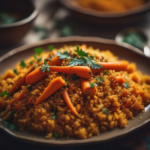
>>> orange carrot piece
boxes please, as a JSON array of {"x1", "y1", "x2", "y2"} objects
[
  {"x1": 26, "y1": 56, "x2": 62, "y2": 85},
  {"x1": 35, "y1": 77, "x2": 65, "y2": 105},
  {"x1": 9, "y1": 66, "x2": 34, "y2": 95},
  {"x1": 80, "y1": 78, "x2": 97, "y2": 97},
  {"x1": 50, "y1": 66, "x2": 91, "y2": 79},
  {"x1": 10, "y1": 92, "x2": 24, "y2": 105},
  {"x1": 91, "y1": 61, "x2": 129, "y2": 74},
  {"x1": 114, "y1": 76, "x2": 125, "y2": 85},
  {"x1": 15, "y1": 102, "x2": 21, "y2": 110},
  {"x1": 62, "y1": 90, "x2": 79, "y2": 116}
]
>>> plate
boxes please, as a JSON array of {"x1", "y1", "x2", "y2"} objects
[
  {"x1": 59, "y1": 0, "x2": 150, "y2": 25},
  {"x1": 0, "y1": 36, "x2": 150, "y2": 146}
]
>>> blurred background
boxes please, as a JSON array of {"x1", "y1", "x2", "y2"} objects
[{"x1": 0, "y1": 0, "x2": 150, "y2": 149}]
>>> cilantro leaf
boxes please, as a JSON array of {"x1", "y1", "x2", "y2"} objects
[
  {"x1": 13, "y1": 69, "x2": 18, "y2": 75},
  {"x1": 103, "y1": 69, "x2": 109, "y2": 75},
  {"x1": 48, "y1": 45, "x2": 54, "y2": 51},
  {"x1": 123, "y1": 81, "x2": 130, "y2": 89},
  {"x1": 84, "y1": 57, "x2": 103, "y2": 69},
  {"x1": 20, "y1": 61, "x2": 26, "y2": 68},
  {"x1": 99, "y1": 77, "x2": 104, "y2": 84},
  {"x1": 29, "y1": 61, "x2": 33, "y2": 65},
  {"x1": 71, "y1": 99, "x2": 74, "y2": 102},
  {"x1": 69, "y1": 57, "x2": 85, "y2": 66},
  {"x1": 54, "y1": 133, "x2": 60, "y2": 138},
  {"x1": 57, "y1": 51, "x2": 71, "y2": 59},
  {"x1": 90, "y1": 83, "x2": 97, "y2": 88},
  {"x1": 3, "y1": 121, "x2": 19, "y2": 131},
  {"x1": 75, "y1": 46, "x2": 88, "y2": 56},
  {"x1": 0, "y1": 90, "x2": 10, "y2": 98},
  {"x1": 47, "y1": 55, "x2": 54, "y2": 61},
  {"x1": 102, "y1": 108, "x2": 109, "y2": 115},
  {"x1": 37, "y1": 57, "x2": 42, "y2": 62},
  {"x1": 34, "y1": 47, "x2": 43, "y2": 55},
  {"x1": 40, "y1": 60, "x2": 50, "y2": 73},
  {"x1": 64, "y1": 79, "x2": 69, "y2": 86}
]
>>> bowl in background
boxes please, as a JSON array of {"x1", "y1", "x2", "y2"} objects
[{"x1": 0, "y1": 0, "x2": 38, "y2": 46}]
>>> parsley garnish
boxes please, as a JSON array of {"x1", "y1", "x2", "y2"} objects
[
  {"x1": 75, "y1": 46, "x2": 88, "y2": 56},
  {"x1": 29, "y1": 60, "x2": 33, "y2": 64},
  {"x1": 20, "y1": 61, "x2": 26, "y2": 68},
  {"x1": 13, "y1": 69, "x2": 18, "y2": 75},
  {"x1": 40, "y1": 60, "x2": 50, "y2": 73},
  {"x1": 34, "y1": 47, "x2": 43, "y2": 55},
  {"x1": 102, "y1": 108, "x2": 109, "y2": 115},
  {"x1": 123, "y1": 81, "x2": 130, "y2": 89},
  {"x1": 47, "y1": 55, "x2": 54, "y2": 61},
  {"x1": 90, "y1": 83, "x2": 97, "y2": 88},
  {"x1": 103, "y1": 69, "x2": 109, "y2": 75},
  {"x1": 71, "y1": 99, "x2": 74, "y2": 102},
  {"x1": 143, "y1": 88, "x2": 145, "y2": 90},
  {"x1": 48, "y1": 45, "x2": 54, "y2": 51},
  {"x1": 54, "y1": 133, "x2": 60, "y2": 138},
  {"x1": 57, "y1": 51, "x2": 71, "y2": 59},
  {"x1": 0, "y1": 90, "x2": 10, "y2": 98},
  {"x1": 32, "y1": 55, "x2": 42, "y2": 62},
  {"x1": 64, "y1": 79, "x2": 69, "y2": 86},
  {"x1": 27, "y1": 86, "x2": 32, "y2": 91},
  {"x1": 69, "y1": 47, "x2": 103, "y2": 69},
  {"x1": 3, "y1": 121, "x2": 19, "y2": 131},
  {"x1": 72, "y1": 73, "x2": 79, "y2": 80},
  {"x1": 96, "y1": 77, "x2": 104, "y2": 84}
]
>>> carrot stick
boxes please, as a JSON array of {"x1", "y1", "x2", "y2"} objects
[
  {"x1": 9, "y1": 66, "x2": 34, "y2": 95},
  {"x1": 80, "y1": 78, "x2": 97, "y2": 97},
  {"x1": 35, "y1": 77, "x2": 65, "y2": 105},
  {"x1": 62, "y1": 90, "x2": 79, "y2": 116},
  {"x1": 26, "y1": 56, "x2": 62, "y2": 85},
  {"x1": 114, "y1": 76, "x2": 125, "y2": 85},
  {"x1": 10, "y1": 92, "x2": 24, "y2": 105},
  {"x1": 50, "y1": 66, "x2": 91, "y2": 79},
  {"x1": 91, "y1": 61, "x2": 129, "y2": 74},
  {"x1": 80, "y1": 44, "x2": 87, "y2": 51}
]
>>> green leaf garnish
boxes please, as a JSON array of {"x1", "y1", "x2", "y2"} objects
[
  {"x1": 54, "y1": 133, "x2": 60, "y2": 138},
  {"x1": 13, "y1": 69, "x2": 18, "y2": 75},
  {"x1": 143, "y1": 88, "x2": 145, "y2": 90},
  {"x1": 75, "y1": 46, "x2": 88, "y2": 57},
  {"x1": 69, "y1": 57, "x2": 85, "y2": 66},
  {"x1": 71, "y1": 99, "x2": 74, "y2": 102},
  {"x1": 48, "y1": 45, "x2": 54, "y2": 51},
  {"x1": 123, "y1": 81, "x2": 130, "y2": 89},
  {"x1": 103, "y1": 69, "x2": 109, "y2": 75},
  {"x1": 0, "y1": 90, "x2": 10, "y2": 98},
  {"x1": 3, "y1": 121, "x2": 19, "y2": 131},
  {"x1": 97, "y1": 77, "x2": 104, "y2": 84},
  {"x1": 20, "y1": 60, "x2": 26, "y2": 68},
  {"x1": 33, "y1": 55, "x2": 42, "y2": 62},
  {"x1": 34, "y1": 47, "x2": 43, "y2": 55},
  {"x1": 52, "y1": 115, "x2": 56, "y2": 120},
  {"x1": 64, "y1": 79, "x2": 69, "y2": 86},
  {"x1": 57, "y1": 51, "x2": 71, "y2": 59},
  {"x1": 40, "y1": 60, "x2": 50, "y2": 73},
  {"x1": 47, "y1": 55, "x2": 54, "y2": 61},
  {"x1": 102, "y1": 108, "x2": 109, "y2": 115},
  {"x1": 27, "y1": 86, "x2": 32, "y2": 91},
  {"x1": 90, "y1": 83, "x2": 97, "y2": 88},
  {"x1": 29, "y1": 61, "x2": 33, "y2": 65}
]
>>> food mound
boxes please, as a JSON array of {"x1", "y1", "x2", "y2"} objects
[
  {"x1": 77, "y1": 0, "x2": 146, "y2": 12},
  {"x1": 0, "y1": 45, "x2": 150, "y2": 139}
]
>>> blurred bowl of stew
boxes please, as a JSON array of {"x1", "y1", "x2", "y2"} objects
[
  {"x1": 0, "y1": 0, "x2": 38, "y2": 46},
  {"x1": 59, "y1": 0, "x2": 150, "y2": 25}
]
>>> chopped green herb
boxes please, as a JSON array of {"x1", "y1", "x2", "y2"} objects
[
  {"x1": 29, "y1": 61, "x2": 33, "y2": 65},
  {"x1": 72, "y1": 73, "x2": 79, "y2": 80},
  {"x1": 143, "y1": 88, "x2": 145, "y2": 90},
  {"x1": 40, "y1": 60, "x2": 50, "y2": 73},
  {"x1": 47, "y1": 55, "x2": 54, "y2": 61},
  {"x1": 90, "y1": 83, "x2": 97, "y2": 88},
  {"x1": 3, "y1": 121, "x2": 19, "y2": 131},
  {"x1": 69, "y1": 57, "x2": 85, "y2": 66},
  {"x1": 34, "y1": 47, "x2": 43, "y2": 55},
  {"x1": 27, "y1": 86, "x2": 32, "y2": 91},
  {"x1": 33, "y1": 55, "x2": 37, "y2": 59},
  {"x1": 37, "y1": 57, "x2": 42, "y2": 62},
  {"x1": 64, "y1": 79, "x2": 69, "y2": 86},
  {"x1": 52, "y1": 115, "x2": 56, "y2": 120},
  {"x1": 57, "y1": 51, "x2": 71, "y2": 59},
  {"x1": 102, "y1": 108, "x2": 109, "y2": 115},
  {"x1": 123, "y1": 81, "x2": 130, "y2": 89},
  {"x1": 71, "y1": 99, "x2": 74, "y2": 102},
  {"x1": 8, "y1": 111, "x2": 15, "y2": 122},
  {"x1": 99, "y1": 77, "x2": 104, "y2": 84},
  {"x1": 48, "y1": 45, "x2": 54, "y2": 51},
  {"x1": 75, "y1": 46, "x2": 88, "y2": 57},
  {"x1": 106, "y1": 93, "x2": 109, "y2": 96},
  {"x1": 20, "y1": 60, "x2": 26, "y2": 68},
  {"x1": 96, "y1": 78, "x2": 99, "y2": 81},
  {"x1": 54, "y1": 133, "x2": 60, "y2": 138},
  {"x1": 0, "y1": 90, "x2": 10, "y2": 98},
  {"x1": 13, "y1": 69, "x2": 18, "y2": 75},
  {"x1": 103, "y1": 69, "x2": 109, "y2": 75}
]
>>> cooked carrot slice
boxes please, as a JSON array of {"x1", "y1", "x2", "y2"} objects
[
  {"x1": 91, "y1": 61, "x2": 129, "y2": 74},
  {"x1": 9, "y1": 66, "x2": 34, "y2": 95},
  {"x1": 35, "y1": 77, "x2": 65, "y2": 105},
  {"x1": 62, "y1": 90, "x2": 79, "y2": 116},
  {"x1": 80, "y1": 78, "x2": 97, "y2": 97},
  {"x1": 114, "y1": 76, "x2": 125, "y2": 85}
]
